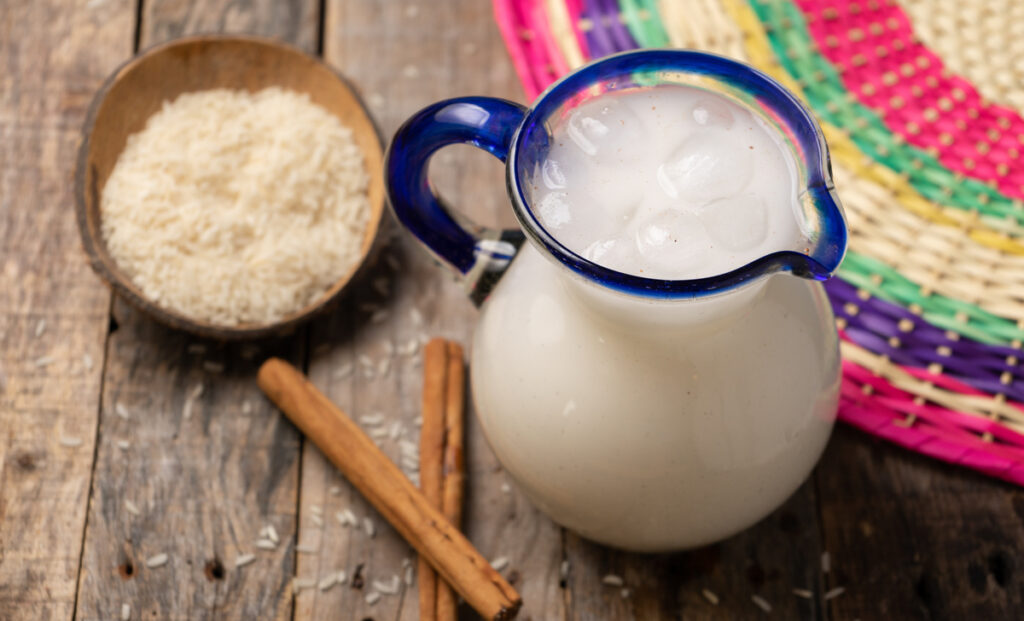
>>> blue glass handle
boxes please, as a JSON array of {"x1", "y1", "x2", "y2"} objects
[{"x1": 386, "y1": 97, "x2": 528, "y2": 303}]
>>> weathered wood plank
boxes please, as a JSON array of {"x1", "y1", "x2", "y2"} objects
[
  {"x1": 141, "y1": 0, "x2": 320, "y2": 54},
  {"x1": 295, "y1": 2, "x2": 564, "y2": 619},
  {"x1": 73, "y1": 2, "x2": 317, "y2": 620},
  {"x1": 564, "y1": 481, "x2": 824, "y2": 620},
  {"x1": 816, "y1": 426, "x2": 1024, "y2": 620},
  {"x1": 0, "y1": 2, "x2": 132, "y2": 619}
]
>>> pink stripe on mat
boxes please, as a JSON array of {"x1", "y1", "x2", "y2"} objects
[
  {"x1": 795, "y1": 0, "x2": 1024, "y2": 199},
  {"x1": 840, "y1": 359, "x2": 1024, "y2": 486},
  {"x1": 493, "y1": 0, "x2": 550, "y2": 100}
]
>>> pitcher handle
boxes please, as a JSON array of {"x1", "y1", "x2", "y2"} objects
[{"x1": 386, "y1": 97, "x2": 528, "y2": 306}]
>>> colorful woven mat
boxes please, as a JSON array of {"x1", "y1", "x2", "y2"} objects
[{"x1": 492, "y1": 0, "x2": 1024, "y2": 485}]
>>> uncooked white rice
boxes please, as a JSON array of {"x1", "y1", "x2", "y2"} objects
[
  {"x1": 372, "y1": 576, "x2": 401, "y2": 595},
  {"x1": 329, "y1": 485, "x2": 342, "y2": 496},
  {"x1": 59, "y1": 436, "x2": 82, "y2": 448},
  {"x1": 560, "y1": 560, "x2": 570, "y2": 580},
  {"x1": 821, "y1": 551, "x2": 831, "y2": 573},
  {"x1": 491, "y1": 556, "x2": 510, "y2": 571},
  {"x1": 265, "y1": 524, "x2": 279, "y2": 544},
  {"x1": 115, "y1": 403, "x2": 130, "y2": 420},
  {"x1": 235, "y1": 553, "x2": 256, "y2": 568},
  {"x1": 620, "y1": 588, "x2": 631, "y2": 599},
  {"x1": 100, "y1": 87, "x2": 370, "y2": 326},
  {"x1": 363, "y1": 517, "x2": 376, "y2": 538},
  {"x1": 318, "y1": 574, "x2": 339, "y2": 591},
  {"x1": 702, "y1": 589, "x2": 719, "y2": 605},
  {"x1": 34, "y1": 319, "x2": 46, "y2": 337},
  {"x1": 360, "y1": 413, "x2": 385, "y2": 425},
  {"x1": 824, "y1": 586, "x2": 846, "y2": 601},
  {"x1": 116, "y1": 439, "x2": 131, "y2": 450},
  {"x1": 255, "y1": 539, "x2": 276, "y2": 550},
  {"x1": 124, "y1": 500, "x2": 141, "y2": 516},
  {"x1": 120, "y1": 603, "x2": 130, "y2": 620},
  {"x1": 365, "y1": 591, "x2": 381, "y2": 606},
  {"x1": 310, "y1": 514, "x2": 323, "y2": 527},
  {"x1": 82, "y1": 353, "x2": 94, "y2": 371},
  {"x1": 751, "y1": 595, "x2": 772, "y2": 613},
  {"x1": 202, "y1": 361, "x2": 224, "y2": 374},
  {"x1": 601, "y1": 574, "x2": 623, "y2": 587},
  {"x1": 145, "y1": 553, "x2": 168, "y2": 568},
  {"x1": 792, "y1": 588, "x2": 813, "y2": 599},
  {"x1": 34, "y1": 356, "x2": 54, "y2": 368}
]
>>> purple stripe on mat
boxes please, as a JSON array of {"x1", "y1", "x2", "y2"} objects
[
  {"x1": 579, "y1": 0, "x2": 618, "y2": 58},
  {"x1": 594, "y1": 0, "x2": 638, "y2": 52},
  {"x1": 826, "y1": 278, "x2": 1024, "y2": 402}
]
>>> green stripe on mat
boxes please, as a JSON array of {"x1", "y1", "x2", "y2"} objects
[{"x1": 748, "y1": 0, "x2": 1024, "y2": 226}]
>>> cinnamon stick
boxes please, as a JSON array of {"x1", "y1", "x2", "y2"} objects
[
  {"x1": 437, "y1": 340, "x2": 466, "y2": 621},
  {"x1": 418, "y1": 340, "x2": 448, "y2": 621},
  {"x1": 257, "y1": 358, "x2": 521, "y2": 621}
]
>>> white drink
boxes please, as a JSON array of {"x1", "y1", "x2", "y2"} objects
[
  {"x1": 531, "y1": 85, "x2": 801, "y2": 280},
  {"x1": 467, "y1": 83, "x2": 839, "y2": 551}
]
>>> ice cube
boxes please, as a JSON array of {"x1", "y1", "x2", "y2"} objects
[
  {"x1": 656, "y1": 129, "x2": 754, "y2": 204},
  {"x1": 584, "y1": 165, "x2": 644, "y2": 226},
  {"x1": 691, "y1": 97, "x2": 735, "y2": 129},
  {"x1": 536, "y1": 191, "x2": 573, "y2": 230},
  {"x1": 565, "y1": 98, "x2": 646, "y2": 164},
  {"x1": 633, "y1": 209, "x2": 709, "y2": 278},
  {"x1": 541, "y1": 158, "x2": 567, "y2": 190},
  {"x1": 699, "y1": 193, "x2": 769, "y2": 252}
]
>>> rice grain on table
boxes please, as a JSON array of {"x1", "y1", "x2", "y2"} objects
[
  {"x1": 100, "y1": 87, "x2": 370, "y2": 326},
  {"x1": 702, "y1": 588, "x2": 720, "y2": 605},
  {"x1": 363, "y1": 517, "x2": 376, "y2": 538},
  {"x1": 490, "y1": 556, "x2": 510, "y2": 572},
  {"x1": 235, "y1": 553, "x2": 256, "y2": 568},
  {"x1": 601, "y1": 574, "x2": 623, "y2": 587},
  {"x1": 751, "y1": 594, "x2": 772, "y2": 613},
  {"x1": 824, "y1": 586, "x2": 846, "y2": 601},
  {"x1": 365, "y1": 591, "x2": 381, "y2": 606},
  {"x1": 255, "y1": 539, "x2": 276, "y2": 550},
  {"x1": 116, "y1": 440, "x2": 130, "y2": 450},
  {"x1": 59, "y1": 436, "x2": 82, "y2": 448},
  {"x1": 120, "y1": 603, "x2": 130, "y2": 620},
  {"x1": 372, "y1": 576, "x2": 401, "y2": 595},
  {"x1": 792, "y1": 588, "x2": 813, "y2": 599},
  {"x1": 124, "y1": 500, "x2": 141, "y2": 516},
  {"x1": 145, "y1": 553, "x2": 168, "y2": 568},
  {"x1": 292, "y1": 577, "x2": 316, "y2": 592}
]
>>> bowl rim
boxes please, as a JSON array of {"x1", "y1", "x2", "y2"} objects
[{"x1": 74, "y1": 34, "x2": 385, "y2": 340}]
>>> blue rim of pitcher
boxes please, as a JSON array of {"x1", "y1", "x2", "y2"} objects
[{"x1": 506, "y1": 49, "x2": 847, "y2": 298}]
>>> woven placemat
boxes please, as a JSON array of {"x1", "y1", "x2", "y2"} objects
[
  {"x1": 492, "y1": 0, "x2": 1024, "y2": 485},
  {"x1": 796, "y1": 0, "x2": 1024, "y2": 200},
  {"x1": 897, "y1": 0, "x2": 1024, "y2": 113}
]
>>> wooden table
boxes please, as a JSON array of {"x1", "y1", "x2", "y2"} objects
[{"x1": 2, "y1": 1, "x2": 1022, "y2": 619}]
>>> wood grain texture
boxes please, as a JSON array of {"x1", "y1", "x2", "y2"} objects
[
  {"x1": 296, "y1": 1, "x2": 565, "y2": 619},
  {"x1": 0, "y1": 1, "x2": 132, "y2": 619},
  {"x1": 563, "y1": 482, "x2": 824, "y2": 620},
  {"x1": 816, "y1": 427, "x2": 1024, "y2": 620},
  {"x1": 73, "y1": 2, "x2": 316, "y2": 620},
  {"x1": 141, "y1": 0, "x2": 320, "y2": 55}
]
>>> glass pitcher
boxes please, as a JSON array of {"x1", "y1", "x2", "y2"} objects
[{"x1": 386, "y1": 50, "x2": 846, "y2": 552}]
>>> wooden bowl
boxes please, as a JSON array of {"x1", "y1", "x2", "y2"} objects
[{"x1": 74, "y1": 35, "x2": 385, "y2": 340}]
